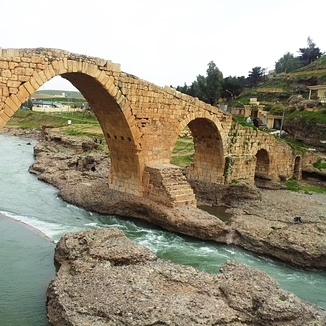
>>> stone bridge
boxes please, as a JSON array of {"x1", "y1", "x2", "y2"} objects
[{"x1": 0, "y1": 48, "x2": 302, "y2": 207}]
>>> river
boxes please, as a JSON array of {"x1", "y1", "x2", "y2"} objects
[{"x1": 0, "y1": 134, "x2": 325, "y2": 325}]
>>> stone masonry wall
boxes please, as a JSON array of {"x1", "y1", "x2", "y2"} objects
[{"x1": 225, "y1": 122, "x2": 295, "y2": 182}]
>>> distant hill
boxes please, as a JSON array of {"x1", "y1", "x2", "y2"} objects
[{"x1": 34, "y1": 89, "x2": 85, "y2": 99}]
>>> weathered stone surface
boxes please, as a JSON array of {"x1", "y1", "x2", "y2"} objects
[
  {"x1": 188, "y1": 179, "x2": 262, "y2": 206},
  {"x1": 226, "y1": 189, "x2": 326, "y2": 269},
  {"x1": 47, "y1": 228, "x2": 326, "y2": 326}
]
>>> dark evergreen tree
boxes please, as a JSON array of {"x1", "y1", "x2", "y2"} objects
[
  {"x1": 221, "y1": 76, "x2": 246, "y2": 99},
  {"x1": 175, "y1": 61, "x2": 223, "y2": 106},
  {"x1": 298, "y1": 37, "x2": 323, "y2": 66},
  {"x1": 247, "y1": 66, "x2": 266, "y2": 87}
]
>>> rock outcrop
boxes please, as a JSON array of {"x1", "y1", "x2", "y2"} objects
[{"x1": 47, "y1": 228, "x2": 325, "y2": 325}]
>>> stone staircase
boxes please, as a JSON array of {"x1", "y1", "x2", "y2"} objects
[{"x1": 144, "y1": 163, "x2": 197, "y2": 207}]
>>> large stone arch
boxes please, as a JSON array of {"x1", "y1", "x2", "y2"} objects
[
  {"x1": 61, "y1": 71, "x2": 143, "y2": 195},
  {"x1": 0, "y1": 48, "x2": 299, "y2": 206},
  {"x1": 0, "y1": 55, "x2": 144, "y2": 196}
]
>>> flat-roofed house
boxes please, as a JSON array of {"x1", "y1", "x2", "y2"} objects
[{"x1": 307, "y1": 85, "x2": 326, "y2": 103}]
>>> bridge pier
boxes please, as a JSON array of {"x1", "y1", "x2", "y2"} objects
[{"x1": 143, "y1": 164, "x2": 197, "y2": 207}]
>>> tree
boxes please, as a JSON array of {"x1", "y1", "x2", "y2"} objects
[
  {"x1": 175, "y1": 61, "x2": 223, "y2": 106},
  {"x1": 204, "y1": 61, "x2": 223, "y2": 105},
  {"x1": 175, "y1": 83, "x2": 189, "y2": 94},
  {"x1": 275, "y1": 52, "x2": 302, "y2": 74},
  {"x1": 298, "y1": 37, "x2": 323, "y2": 66},
  {"x1": 191, "y1": 74, "x2": 207, "y2": 103},
  {"x1": 247, "y1": 66, "x2": 266, "y2": 87},
  {"x1": 221, "y1": 76, "x2": 246, "y2": 99}
]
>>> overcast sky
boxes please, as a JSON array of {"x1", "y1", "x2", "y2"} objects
[{"x1": 2, "y1": 0, "x2": 325, "y2": 91}]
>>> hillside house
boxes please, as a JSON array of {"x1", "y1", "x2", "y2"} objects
[{"x1": 307, "y1": 85, "x2": 326, "y2": 103}]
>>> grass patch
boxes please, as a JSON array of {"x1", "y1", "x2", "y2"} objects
[
  {"x1": 285, "y1": 179, "x2": 326, "y2": 194},
  {"x1": 7, "y1": 110, "x2": 103, "y2": 138},
  {"x1": 313, "y1": 159, "x2": 326, "y2": 170},
  {"x1": 286, "y1": 109, "x2": 326, "y2": 124},
  {"x1": 7, "y1": 110, "x2": 99, "y2": 129},
  {"x1": 282, "y1": 136, "x2": 309, "y2": 153},
  {"x1": 170, "y1": 155, "x2": 193, "y2": 167},
  {"x1": 232, "y1": 116, "x2": 247, "y2": 125},
  {"x1": 171, "y1": 135, "x2": 194, "y2": 167}
]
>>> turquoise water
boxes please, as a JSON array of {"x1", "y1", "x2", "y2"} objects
[
  {"x1": 0, "y1": 134, "x2": 325, "y2": 325},
  {"x1": 0, "y1": 217, "x2": 54, "y2": 326}
]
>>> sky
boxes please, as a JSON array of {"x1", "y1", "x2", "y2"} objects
[{"x1": 2, "y1": 0, "x2": 326, "y2": 91}]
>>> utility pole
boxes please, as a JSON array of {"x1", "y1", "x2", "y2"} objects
[{"x1": 277, "y1": 101, "x2": 286, "y2": 138}]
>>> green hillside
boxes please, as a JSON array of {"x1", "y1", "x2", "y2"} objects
[
  {"x1": 238, "y1": 55, "x2": 326, "y2": 105},
  {"x1": 231, "y1": 56, "x2": 326, "y2": 148}
]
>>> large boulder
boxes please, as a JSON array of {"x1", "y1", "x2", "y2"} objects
[{"x1": 47, "y1": 228, "x2": 325, "y2": 326}]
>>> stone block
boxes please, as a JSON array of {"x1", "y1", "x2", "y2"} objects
[
  {"x1": 17, "y1": 87, "x2": 30, "y2": 103},
  {"x1": 112, "y1": 63, "x2": 121, "y2": 72},
  {"x1": 32, "y1": 72, "x2": 44, "y2": 86},
  {"x1": 21, "y1": 81, "x2": 35, "y2": 95},
  {"x1": 3, "y1": 103, "x2": 15, "y2": 117},
  {"x1": 7, "y1": 80, "x2": 21, "y2": 88},
  {"x1": 29, "y1": 77, "x2": 41, "y2": 90},
  {"x1": 44, "y1": 66, "x2": 56, "y2": 80},
  {"x1": 31, "y1": 56, "x2": 44, "y2": 64},
  {"x1": 0, "y1": 61, "x2": 9, "y2": 69}
]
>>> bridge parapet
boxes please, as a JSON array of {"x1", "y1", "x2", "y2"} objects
[{"x1": 0, "y1": 47, "x2": 120, "y2": 71}]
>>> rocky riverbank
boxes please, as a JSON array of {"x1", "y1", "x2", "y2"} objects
[
  {"x1": 2, "y1": 126, "x2": 326, "y2": 325},
  {"x1": 3, "y1": 126, "x2": 325, "y2": 270}
]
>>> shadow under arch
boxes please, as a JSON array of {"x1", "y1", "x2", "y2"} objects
[
  {"x1": 255, "y1": 148, "x2": 270, "y2": 179},
  {"x1": 186, "y1": 118, "x2": 225, "y2": 184},
  {"x1": 61, "y1": 72, "x2": 142, "y2": 195}
]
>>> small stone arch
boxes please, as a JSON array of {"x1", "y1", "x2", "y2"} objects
[
  {"x1": 186, "y1": 117, "x2": 225, "y2": 184},
  {"x1": 255, "y1": 148, "x2": 270, "y2": 179},
  {"x1": 293, "y1": 156, "x2": 302, "y2": 180}
]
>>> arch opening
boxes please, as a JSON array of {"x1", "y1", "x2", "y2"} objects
[
  {"x1": 185, "y1": 118, "x2": 225, "y2": 184},
  {"x1": 170, "y1": 126, "x2": 194, "y2": 168},
  {"x1": 255, "y1": 148, "x2": 270, "y2": 179},
  {"x1": 168, "y1": 117, "x2": 225, "y2": 206},
  {"x1": 293, "y1": 156, "x2": 301, "y2": 180},
  {"x1": 61, "y1": 72, "x2": 142, "y2": 195}
]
